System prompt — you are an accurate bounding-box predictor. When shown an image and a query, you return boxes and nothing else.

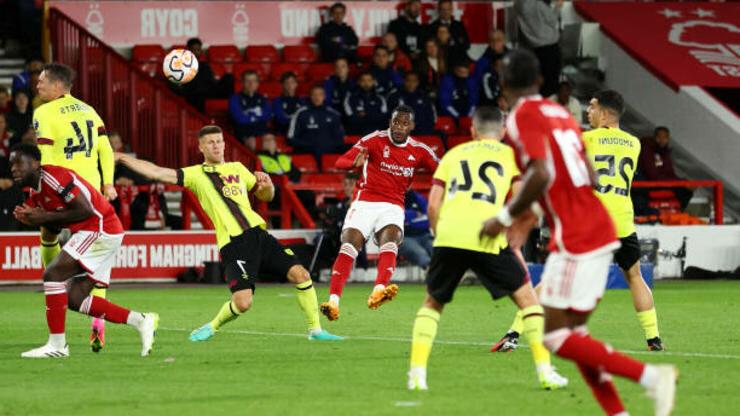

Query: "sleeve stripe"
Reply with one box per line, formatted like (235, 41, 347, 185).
(41, 171, 63, 190)
(97, 126, 108, 136)
(37, 138, 54, 145)
(176, 169, 184, 187)
(431, 178, 445, 187)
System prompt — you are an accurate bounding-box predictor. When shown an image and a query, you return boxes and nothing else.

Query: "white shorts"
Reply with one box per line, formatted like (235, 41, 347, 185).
(539, 251, 613, 313)
(63, 231, 124, 287)
(342, 200, 405, 242)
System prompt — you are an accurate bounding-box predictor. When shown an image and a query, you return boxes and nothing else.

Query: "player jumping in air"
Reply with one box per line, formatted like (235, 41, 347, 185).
(480, 49, 677, 416)
(492, 90, 664, 353)
(319, 105, 439, 321)
(406, 107, 568, 391)
(33, 63, 117, 352)
(10, 145, 158, 358)
(116, 125, 341, 342)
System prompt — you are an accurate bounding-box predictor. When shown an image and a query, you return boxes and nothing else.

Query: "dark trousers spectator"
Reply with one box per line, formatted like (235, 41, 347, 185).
(533, 43, 561, 97)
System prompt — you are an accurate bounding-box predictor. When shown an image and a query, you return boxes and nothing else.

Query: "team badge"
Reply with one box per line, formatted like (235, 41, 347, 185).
(383, 145, 390, 158)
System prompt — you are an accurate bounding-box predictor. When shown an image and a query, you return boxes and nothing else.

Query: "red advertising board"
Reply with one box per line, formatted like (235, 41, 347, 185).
(48, 1, 497, 47)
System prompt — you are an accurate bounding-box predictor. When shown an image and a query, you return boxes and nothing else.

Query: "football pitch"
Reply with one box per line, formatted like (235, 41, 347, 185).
(1, 280, 738, 415)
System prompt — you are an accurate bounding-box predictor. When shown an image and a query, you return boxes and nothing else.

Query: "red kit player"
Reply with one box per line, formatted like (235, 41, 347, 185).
(320, 105, 439, 321)
(480, 50, 677, 416)
(10, 144, 158, 358)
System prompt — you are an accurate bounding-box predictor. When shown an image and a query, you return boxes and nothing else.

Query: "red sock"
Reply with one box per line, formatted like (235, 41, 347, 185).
(329, 243, 357, 297)
(79, 295, 131, 324)
(577, 363, 626, 415)
(557, 332, 645, 382)
(44, 282, 68, 334)
(375, 242, 398, 286)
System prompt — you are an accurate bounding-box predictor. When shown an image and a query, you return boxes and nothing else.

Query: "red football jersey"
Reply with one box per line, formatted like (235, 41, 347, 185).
(26, 165, 123, 234)
(336, 130, 439, 206)
(504, 96, 618, 256)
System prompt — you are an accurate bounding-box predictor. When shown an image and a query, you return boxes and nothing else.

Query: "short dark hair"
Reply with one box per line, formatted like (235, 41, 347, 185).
(473, 106, 503, 126)
(502, 49, 541, 90)
(358, 71, 374, 80)
(10, 143, 41, 161)
(392, 104, 415, 121)
(309, 84, 325, 94)
(280, 71, 297, 83)
(198, 125, 223, 138)
(241, 69, 259, 81)
(43, 63, 75, 88)
(186, 38, 202, 49)
(438, 0, 453, 6)
(654, 126, 670, 136)
(374, 45, 390, 54)
(593, 90, 625, 117)
(404, 71, 420, 80)
(330, 2, 346, 12)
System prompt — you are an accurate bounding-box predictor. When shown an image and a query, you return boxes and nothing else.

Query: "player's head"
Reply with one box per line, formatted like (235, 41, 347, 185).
(587, 89, 625, 128)
(198, 125, 226, 164)
(38, 63, 75, 101)
(501, 49, 542, 104)
(389, 104, 415, 144)
(471, 106, 504, 141)
(9, 143, 41, 187)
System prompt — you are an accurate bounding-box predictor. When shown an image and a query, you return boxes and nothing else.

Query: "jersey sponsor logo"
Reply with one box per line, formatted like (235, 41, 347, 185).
(221, 174, 240, 184)
(379, 161, 414, 177)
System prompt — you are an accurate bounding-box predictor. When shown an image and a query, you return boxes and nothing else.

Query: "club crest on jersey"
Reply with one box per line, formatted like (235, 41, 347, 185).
(383, 145, 390, 158)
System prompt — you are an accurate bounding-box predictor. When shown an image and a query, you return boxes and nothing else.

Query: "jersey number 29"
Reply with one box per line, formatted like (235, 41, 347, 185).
(64, 120, 95, 159)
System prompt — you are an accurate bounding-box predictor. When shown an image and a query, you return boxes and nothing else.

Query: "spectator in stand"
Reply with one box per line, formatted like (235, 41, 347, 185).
(29, 70, 43, 109)
(435, 24, 469, 73)
(638, 126, 694, 211)
(474, 29, 508, 91)
(11, 57, 44, 94)
(427, 0, 470, 58)
(258, 133, 300, 183)
(243, 136, 258, 153)
(388, 71, 436, 135)
(369, 45, 403, 98)
(0, 157, 26, 231)
(388, 0, 425, 60)
(476, 56, 502, 107)
(0, 113, 10, 158)
(272, 71, 307, 134)
(6, 89, 33, 146)
(343, 72, 389, 136)
(289, 85, 346, 162)
(177, 37, 234, 112)
(413, 38, 446, 97)
(0, 87, 10, 113)
(439, 61, 477, 118)
(382, 32, 413, 73)
(317, 2, 359, 63)
(513, 0, 562, 97)
(549, 81, 582, 123)
(398, 190, 434, 269)
(229, 70, 271, 142)
(324, 58, 355, 117)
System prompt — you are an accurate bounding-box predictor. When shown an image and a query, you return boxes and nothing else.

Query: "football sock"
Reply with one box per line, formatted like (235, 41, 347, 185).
(209, 300, 242, 330)
(410, 306, 440, 369)
(44, 282, 68, 348)
(521, 305, 550, 369)
(295, 279, 321, 332)
(577, 363, 626, 416)
(40, 238, 61, 268)
(544, 328, 645, 383)
(375, 242, 398, 287)
(636, 308, 660, 340)
(329, 243, 357, 298)
(90, 287, 107, 330)
(510, 309, 524, 334)
(78, 295, 131, 324)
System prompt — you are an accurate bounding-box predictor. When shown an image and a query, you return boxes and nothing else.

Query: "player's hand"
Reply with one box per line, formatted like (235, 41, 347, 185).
(254, 171, 273, 188)
(353, 148, 368, 168)
(506, 208, 539, 250)
(114, 152, 125, 163)
(103, 184, 118, 201)
(14, 204, 46, 226)
(479, 217, 506, 243)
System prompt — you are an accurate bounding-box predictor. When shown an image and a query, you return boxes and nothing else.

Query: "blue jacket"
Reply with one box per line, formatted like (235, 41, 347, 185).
(387, 89, 437, 135)
(370, 65, 403, 98)
(323, 76, 355, 116)
(12, 72, 31, 94)
(272, 95, 306, 134)
(439, 74, 478, 118)
(229, 91, 271, 139)
(287, 104, 346, 158)
(343, 89, 389, 136)
(404, 191, 430, 236)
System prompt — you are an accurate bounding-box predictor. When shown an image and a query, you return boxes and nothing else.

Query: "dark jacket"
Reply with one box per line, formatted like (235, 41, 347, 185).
(228, 91, 272, 140)
(476, 63, 501, 106)
(413, 57, 444, 95)
(387, 89, 437, 135)
(343, 89, 389, 136)
(639, 139, 680, 181)
(404, 191, 430, 236)
(323, 76, 356, 115)
(388, 16, 425, 57)
(272, 95, 307, 134)
(369, 65, 403, 98)
(316, 21, 359, 62)
(287, 104, 346, 158)
(5, 108, 33, 144)
(427, 19, 470, 54)
(439, 74, 478, 118)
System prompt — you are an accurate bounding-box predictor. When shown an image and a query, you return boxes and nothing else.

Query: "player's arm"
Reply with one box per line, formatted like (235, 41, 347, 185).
(335, 145, 368, 170)
(14, 195, 94, 228)
(97, 132, 117, 200)
(115, 152, 178, 184)
(252, 171, 275, 202)
(427, 182, 444, 235)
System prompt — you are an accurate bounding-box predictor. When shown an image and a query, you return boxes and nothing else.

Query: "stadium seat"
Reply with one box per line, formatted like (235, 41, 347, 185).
(321, 154, 343, 172)
(414, 135, 446, 158)
(306, 63, 334, 82)
(274, 135, 293, 153)
(270, 63, 306, 82)
(435, 116, 457, 135)
(137, 62, 159, 78)
(357, 45, 375, 63)
(344, 135, 362, 144)
(132, 44, 166, 63)
(246, 45, 280, 63)
(459, 116, 472, 133)
(292, 155, 319, 173)
(648, 190, 681, 212)
(282, 45, 317, 63)
(447, 135, 471, 149)
(210, 62, 227, 79)
(208, 45, 242, 63)
(296, 83, 312, 98)
(260, 81, 283, 99)
(205, 99, 230, 126)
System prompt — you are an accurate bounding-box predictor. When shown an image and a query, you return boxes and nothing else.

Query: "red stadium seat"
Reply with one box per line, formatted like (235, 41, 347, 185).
(246, 45, 280, 63)
(414, 135, 446, 158)
(282, 45, 317, 63)
(306, 63, 334, 82)
(296, 83, 312, 98)
(205, 99, 230, 126)
(292, 154, 319, 173)
(459, 116, 472, 133)
(274, 135, 293, 153)
(321, 154, 343, 172)
(207, 45, 242, 63)
(260, 81, 283, 99)
(270, 63, 306, 82)
(344, 135, 362, 144)
(447, 135, 471, 149)
(648, 190, 681, 212)
(132, 44, 165, 63)
(357, 45, 375, 64)
(435, 116, 457, 135)
(210, 62, 227, 79)
(137, 62, 159, 78)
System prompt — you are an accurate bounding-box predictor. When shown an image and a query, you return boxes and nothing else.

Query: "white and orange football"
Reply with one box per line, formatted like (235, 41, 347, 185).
(162, 49, 199, 84)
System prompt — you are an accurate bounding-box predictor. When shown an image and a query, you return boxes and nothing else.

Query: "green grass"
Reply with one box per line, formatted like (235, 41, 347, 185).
(0, 280, 738, 416)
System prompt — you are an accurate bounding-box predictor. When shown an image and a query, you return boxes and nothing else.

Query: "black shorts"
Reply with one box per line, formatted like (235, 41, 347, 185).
(614, 233, 641, 271)
(220, 228, 301, 293)
(426, 246, 529, 304)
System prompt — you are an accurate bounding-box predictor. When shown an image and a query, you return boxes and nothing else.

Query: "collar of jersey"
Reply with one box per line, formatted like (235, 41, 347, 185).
(201, 163, 225, 172)
(513, 94, 543, 111)
(386, 129, 408, 147)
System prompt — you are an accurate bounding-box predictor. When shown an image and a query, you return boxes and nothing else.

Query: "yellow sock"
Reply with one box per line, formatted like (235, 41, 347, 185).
(637, 308, 660, 340)
(521, 305, 550, 369)
(210, 300, 242, 330)
(91, 287, 107, 299)
(510, 309, 524, 334)
(40, 238, 61, 268)
(410, 306, 440, 369)
(295, 280, 321, 332)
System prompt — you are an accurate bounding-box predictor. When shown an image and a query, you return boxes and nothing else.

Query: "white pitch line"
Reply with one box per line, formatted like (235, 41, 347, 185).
(159, 327, 740, 360)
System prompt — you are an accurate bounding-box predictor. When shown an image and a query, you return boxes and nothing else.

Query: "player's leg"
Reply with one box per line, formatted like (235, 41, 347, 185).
(368, 223, 403, 309)
(89, 285, 107, 353)
(321, 227, 365, 320)
(39, 226, 61, 267)
(491, 249, 537, 352)
(286, 264, 342, 341)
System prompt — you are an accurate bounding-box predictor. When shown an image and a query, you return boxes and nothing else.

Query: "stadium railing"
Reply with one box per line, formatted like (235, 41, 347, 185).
(633, 180, 724, 224)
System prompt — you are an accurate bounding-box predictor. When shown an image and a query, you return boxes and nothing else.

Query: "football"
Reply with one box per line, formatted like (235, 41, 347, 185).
(162, 48, 199, 84)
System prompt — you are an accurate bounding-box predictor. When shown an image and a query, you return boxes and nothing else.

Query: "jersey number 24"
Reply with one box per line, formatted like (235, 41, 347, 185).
(64, 120, 95, 159)
(449, 160, 504, 203)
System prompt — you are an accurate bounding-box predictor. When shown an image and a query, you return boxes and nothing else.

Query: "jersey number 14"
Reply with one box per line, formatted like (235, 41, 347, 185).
(64, 120, 95, 159)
